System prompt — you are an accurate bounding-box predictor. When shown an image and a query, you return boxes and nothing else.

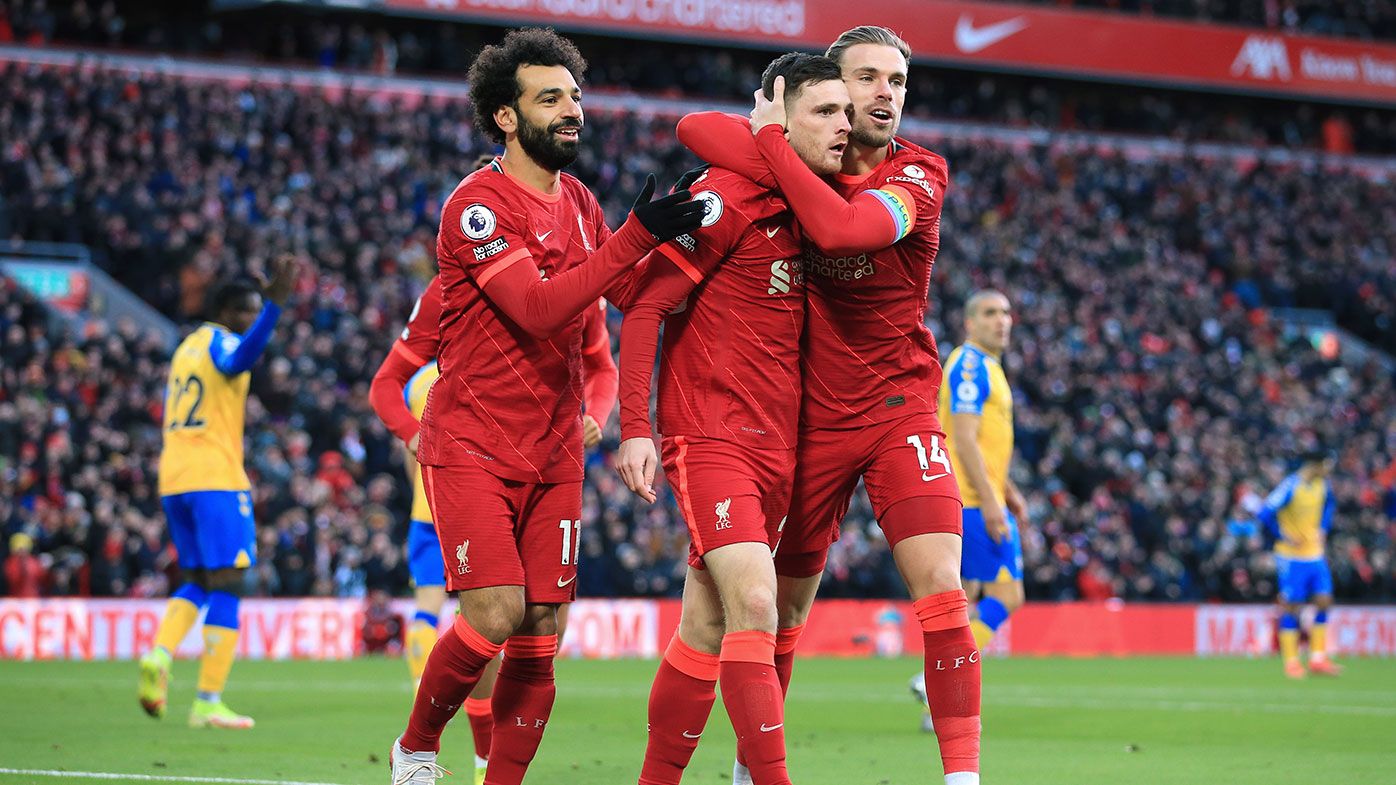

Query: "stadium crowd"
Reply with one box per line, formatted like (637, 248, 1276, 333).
(1, 64, 1394, 604)
(4, 0, 1396, 156)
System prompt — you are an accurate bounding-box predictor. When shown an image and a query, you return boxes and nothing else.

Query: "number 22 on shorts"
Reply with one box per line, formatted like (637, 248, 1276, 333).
(907, 434, 952, 482)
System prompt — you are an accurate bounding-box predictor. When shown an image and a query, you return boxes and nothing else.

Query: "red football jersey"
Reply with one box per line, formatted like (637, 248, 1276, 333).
(619, 167, 804, 449)
(397, 274, 444, 365)
(419, 160, 615, 484)
(801, 139, 949, 429)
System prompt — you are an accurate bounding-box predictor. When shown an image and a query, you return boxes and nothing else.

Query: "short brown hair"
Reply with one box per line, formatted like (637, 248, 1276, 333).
(825, 25, 911, 66)
(467, 28, 588, 145)
(760, 52, 844, 102)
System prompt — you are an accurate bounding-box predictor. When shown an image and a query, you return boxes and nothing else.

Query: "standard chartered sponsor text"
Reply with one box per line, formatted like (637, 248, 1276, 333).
(430, 0, 805, 36)
(804, 250, 875, 282)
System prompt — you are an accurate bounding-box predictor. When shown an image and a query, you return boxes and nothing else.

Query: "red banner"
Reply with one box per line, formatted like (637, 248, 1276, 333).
(5, 598, 1396, 660)
(381, 0, 1396, 105)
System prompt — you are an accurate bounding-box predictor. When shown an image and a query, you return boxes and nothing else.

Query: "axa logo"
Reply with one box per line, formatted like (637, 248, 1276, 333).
(715, 498, 733, 530)
(456, 540, 472, 575)
(1231, 35, 1292, 81)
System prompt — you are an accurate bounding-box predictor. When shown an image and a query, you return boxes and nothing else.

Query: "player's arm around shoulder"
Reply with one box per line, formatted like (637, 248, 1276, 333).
(875, 150, 947, 236)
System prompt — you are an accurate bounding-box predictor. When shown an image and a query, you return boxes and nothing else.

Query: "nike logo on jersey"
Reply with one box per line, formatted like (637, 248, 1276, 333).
(557, 574, 576, 588)
(953, 15, 1028, 53)
(765, 226, 780, 238)
(759, 723, 783, 733)
(682, 730, 702, 739)
(922, 472, 950, 483)
(535, 230, 553, 242)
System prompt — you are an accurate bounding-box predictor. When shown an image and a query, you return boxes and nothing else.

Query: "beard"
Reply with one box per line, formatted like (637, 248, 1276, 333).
(516, 110, 581, 171)
(850, 114, 897, 149)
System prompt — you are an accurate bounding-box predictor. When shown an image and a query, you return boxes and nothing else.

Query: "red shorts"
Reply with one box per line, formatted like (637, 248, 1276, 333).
(660, 435, 795, 570)
(774, 413, 962, 577)
(420, 463, 582, 603)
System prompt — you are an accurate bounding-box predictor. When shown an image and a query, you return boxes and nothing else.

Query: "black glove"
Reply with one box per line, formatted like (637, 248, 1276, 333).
(630, 173, 707, 243)
(673, 163, 711, 192)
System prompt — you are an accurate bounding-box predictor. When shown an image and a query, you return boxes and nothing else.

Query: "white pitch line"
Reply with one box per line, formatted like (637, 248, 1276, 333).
(0, 769, 352, 785)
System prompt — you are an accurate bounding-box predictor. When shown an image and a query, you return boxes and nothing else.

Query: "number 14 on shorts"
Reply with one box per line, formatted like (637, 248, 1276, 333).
(907, 434, 953, 483)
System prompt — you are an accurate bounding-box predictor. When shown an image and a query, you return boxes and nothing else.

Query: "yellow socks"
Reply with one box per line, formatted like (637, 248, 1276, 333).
(406, 619, 440, 682)
(153, 584, 207, 655)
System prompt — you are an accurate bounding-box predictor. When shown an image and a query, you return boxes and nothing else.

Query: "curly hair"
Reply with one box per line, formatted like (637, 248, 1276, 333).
(467, 28, 588, 145)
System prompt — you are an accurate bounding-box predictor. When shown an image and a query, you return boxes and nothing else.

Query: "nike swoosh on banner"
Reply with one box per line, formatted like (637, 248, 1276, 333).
(557, 574, 576, 588)
(953, 15, 1028, 54)
(759, 723, 783, 733)
(922, 472, 950, 483)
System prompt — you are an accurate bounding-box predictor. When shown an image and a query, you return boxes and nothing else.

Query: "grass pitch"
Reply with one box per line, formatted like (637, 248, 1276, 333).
(1, 656, 1392, 784)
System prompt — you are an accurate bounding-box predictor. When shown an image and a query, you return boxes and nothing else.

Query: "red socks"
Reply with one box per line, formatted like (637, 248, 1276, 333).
(737, 624, 804, 770)
(773, 624, 803, 694)
(914, 590, 982, 777)
(464, 696, 494, 761)
(638, 635, 721, 785)
(484, 635, 558, 785)
(402, 616, 503, 753)
(719, 631, 791, 785)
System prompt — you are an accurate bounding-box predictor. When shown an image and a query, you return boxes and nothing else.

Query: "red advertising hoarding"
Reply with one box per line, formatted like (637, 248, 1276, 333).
(382, 0, 1396, 105)
(5, 599, 1396, 660)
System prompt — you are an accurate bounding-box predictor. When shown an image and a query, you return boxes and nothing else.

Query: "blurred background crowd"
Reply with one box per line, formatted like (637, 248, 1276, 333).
(2, 1, 1394, 604)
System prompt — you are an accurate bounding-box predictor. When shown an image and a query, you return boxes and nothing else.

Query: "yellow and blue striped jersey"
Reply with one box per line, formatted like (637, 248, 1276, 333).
(938, 342, 1014, 508)
(406, 361, 440, 523)
(1260, 472, 1333, 560)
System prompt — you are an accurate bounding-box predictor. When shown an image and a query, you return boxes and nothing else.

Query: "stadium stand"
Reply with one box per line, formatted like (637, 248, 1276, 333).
(0, 48, 1393, 604)
(5, 0, 1396, 155)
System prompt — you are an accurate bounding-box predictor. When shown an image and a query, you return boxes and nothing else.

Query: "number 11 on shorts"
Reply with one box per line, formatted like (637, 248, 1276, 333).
(559, 519, 582, 565)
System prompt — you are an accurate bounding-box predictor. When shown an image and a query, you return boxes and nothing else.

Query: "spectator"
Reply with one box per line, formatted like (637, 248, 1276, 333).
(3, 532, 45, 597)
(1, 62, 1392, 606)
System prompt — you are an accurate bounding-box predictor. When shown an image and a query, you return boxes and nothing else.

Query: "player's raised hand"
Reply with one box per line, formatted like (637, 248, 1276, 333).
(582, 414, 603, 449)
(264, 253, 299, 306)
(630, 173, 707, 243)
(617, 436, 659, 503)
(751, 75, 788, 134)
